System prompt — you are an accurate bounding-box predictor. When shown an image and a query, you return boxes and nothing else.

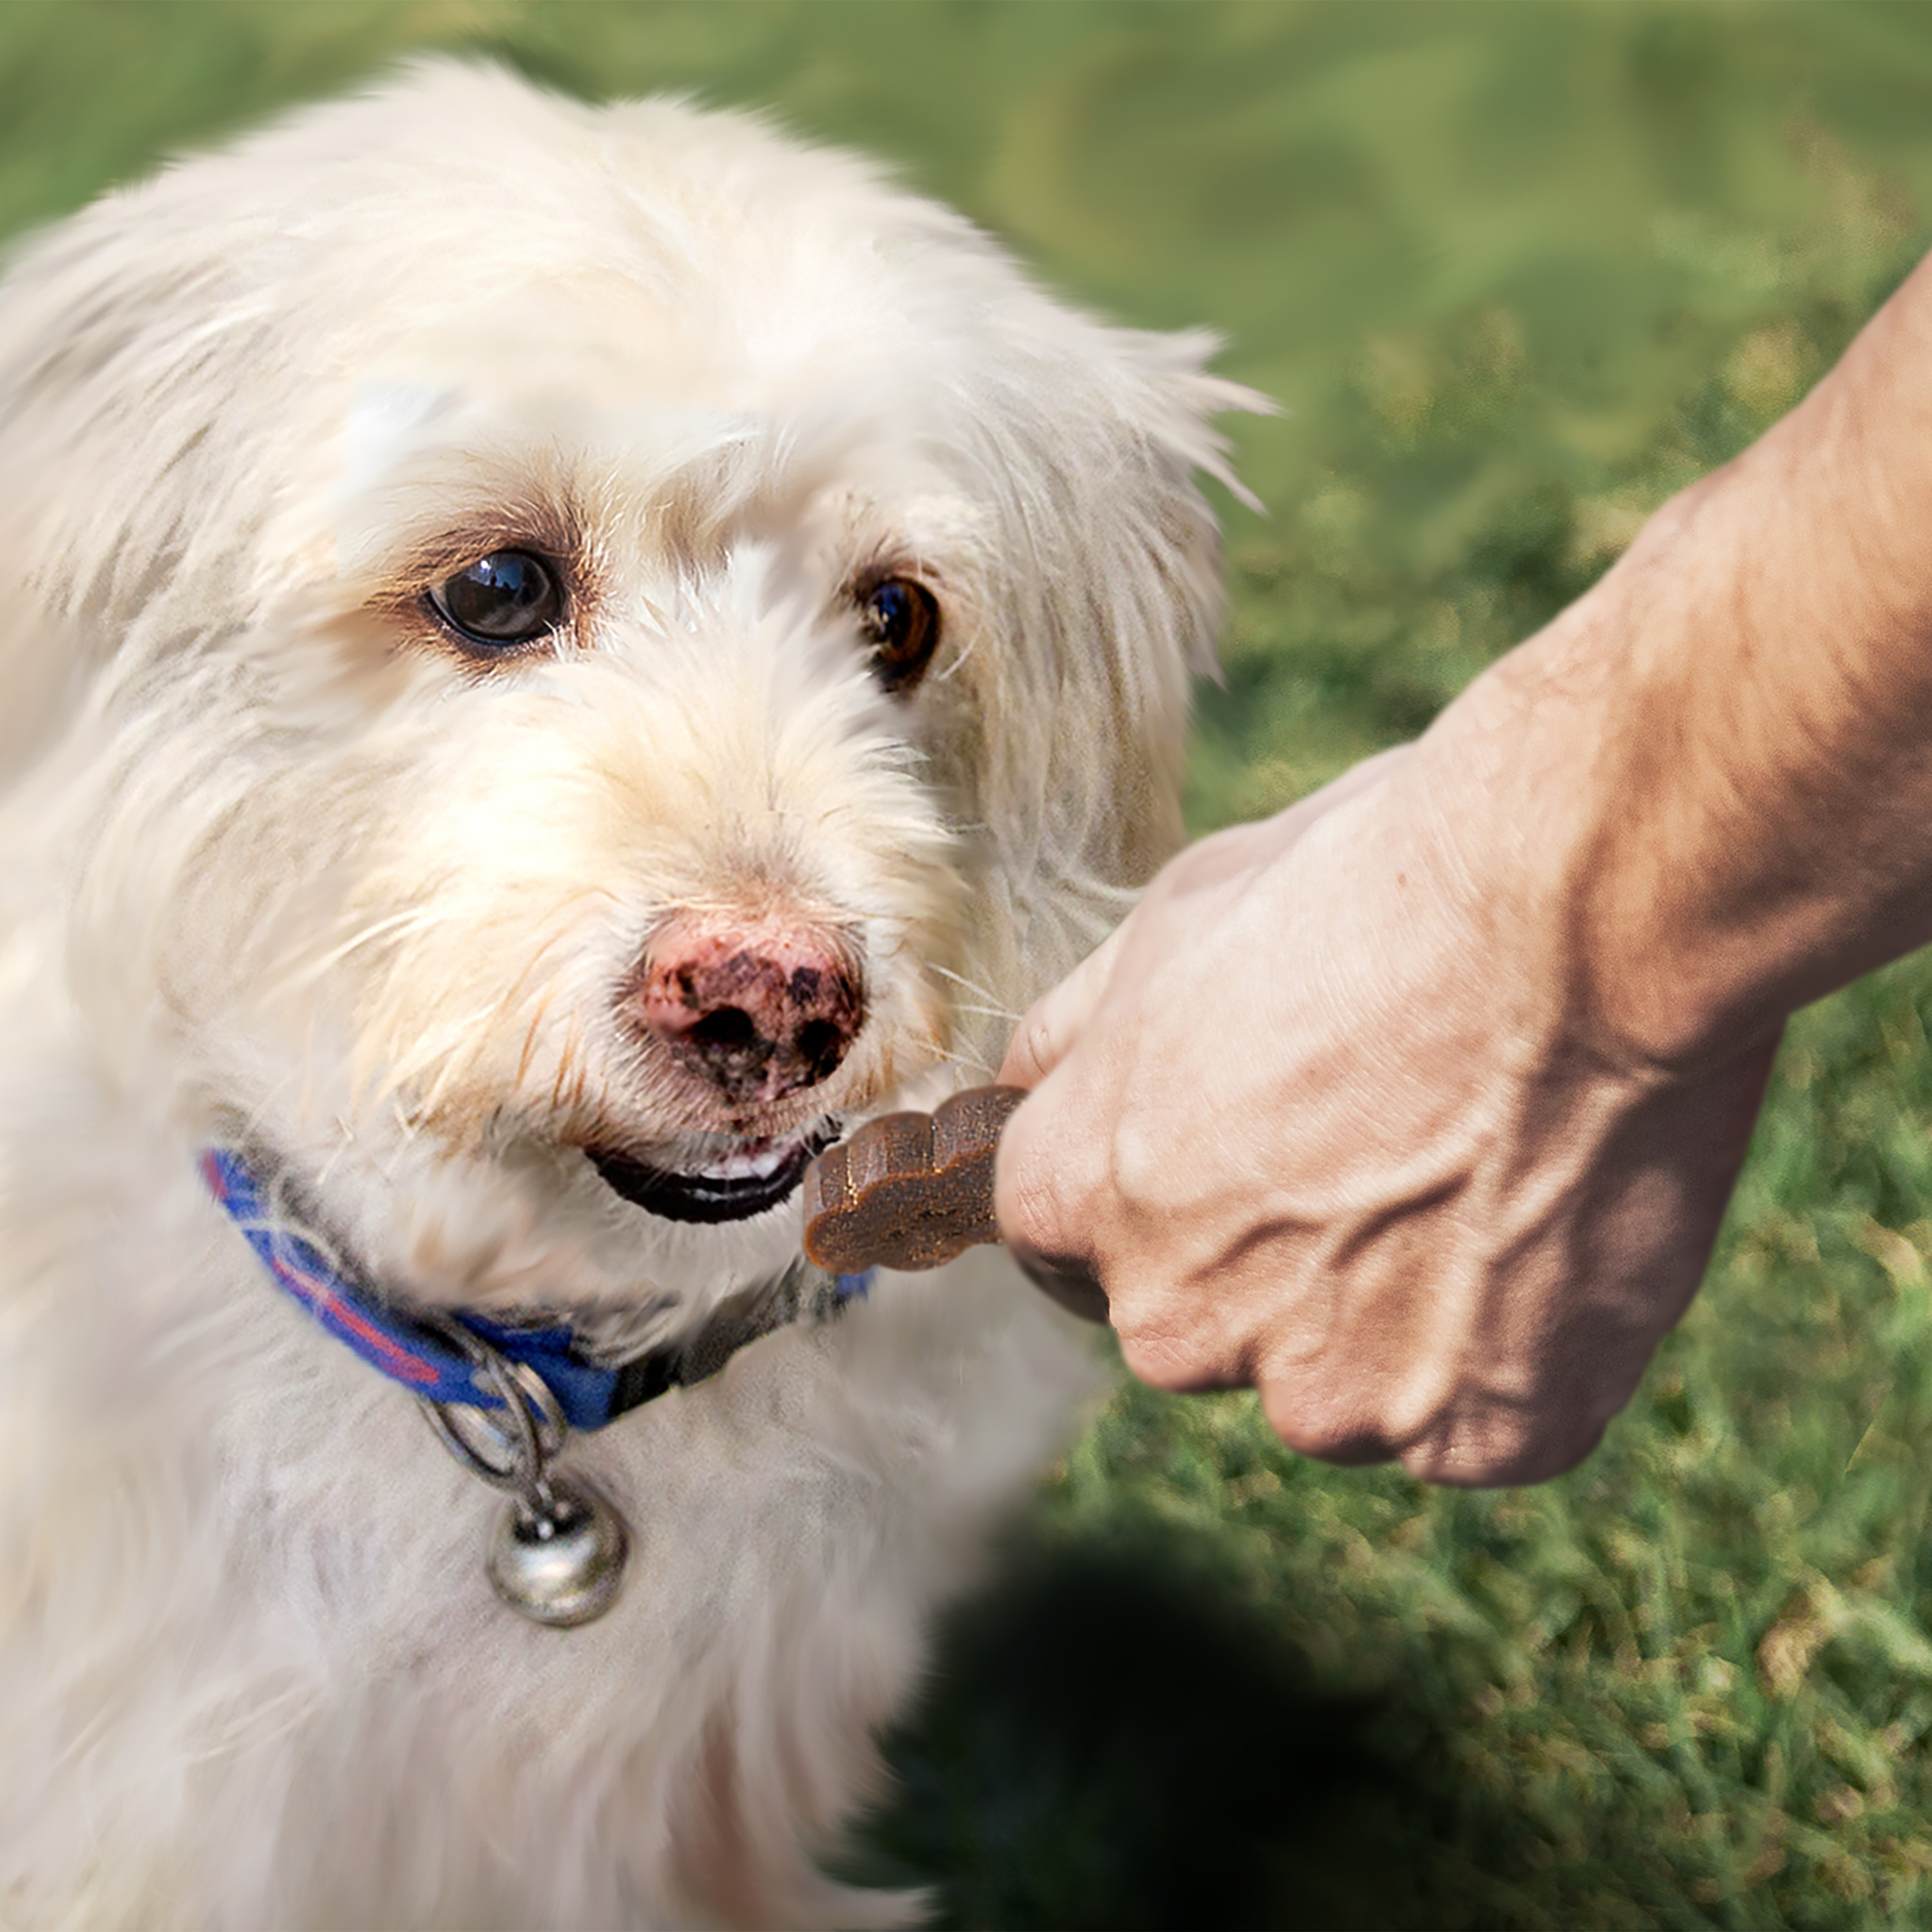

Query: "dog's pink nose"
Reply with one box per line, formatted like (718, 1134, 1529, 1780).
(636, 916, 864, 1106)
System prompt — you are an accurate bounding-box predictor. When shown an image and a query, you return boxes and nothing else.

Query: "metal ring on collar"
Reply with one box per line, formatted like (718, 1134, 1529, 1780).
(415, 1317, 568, 1493)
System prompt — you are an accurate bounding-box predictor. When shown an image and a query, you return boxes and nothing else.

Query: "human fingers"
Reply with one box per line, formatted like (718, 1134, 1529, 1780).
(1254, 1359, 1613, 1484)
(1115, 1318, 1269, 1395)
(1274, 743, 1413, 835)
(998, 742, 1414, 1095)
(992, 1063, 1106, 1306)
(1013, 1250, 1111, 1323)
(996, 923, 1126, 1089)
(1397, 1413, 1611, 1488)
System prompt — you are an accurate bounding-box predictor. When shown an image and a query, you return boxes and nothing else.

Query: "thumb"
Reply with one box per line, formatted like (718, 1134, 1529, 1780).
(996, 923, 1126, 1089)
(992, 927, 1126, 1315)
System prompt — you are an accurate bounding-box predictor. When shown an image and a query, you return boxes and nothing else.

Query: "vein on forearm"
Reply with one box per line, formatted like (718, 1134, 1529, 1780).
(1579, 299, 1932, 1062)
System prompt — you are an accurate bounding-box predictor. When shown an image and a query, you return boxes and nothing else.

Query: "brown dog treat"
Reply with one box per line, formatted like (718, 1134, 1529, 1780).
(803, 1085, 1027, 1273)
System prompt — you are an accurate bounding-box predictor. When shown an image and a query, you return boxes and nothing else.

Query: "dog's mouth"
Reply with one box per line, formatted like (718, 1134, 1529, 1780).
(585, 1120, 840, 1224)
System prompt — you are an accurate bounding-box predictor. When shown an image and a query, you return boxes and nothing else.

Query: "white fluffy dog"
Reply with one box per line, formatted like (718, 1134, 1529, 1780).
(0, 62, 1249, 1929)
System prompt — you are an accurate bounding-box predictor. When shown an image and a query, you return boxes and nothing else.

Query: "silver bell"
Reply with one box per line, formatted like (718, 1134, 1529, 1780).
(488, 1475, 629, 1629)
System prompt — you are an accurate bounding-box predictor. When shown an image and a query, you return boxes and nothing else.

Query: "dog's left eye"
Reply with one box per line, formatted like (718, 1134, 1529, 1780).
(427, 551, 565, 654)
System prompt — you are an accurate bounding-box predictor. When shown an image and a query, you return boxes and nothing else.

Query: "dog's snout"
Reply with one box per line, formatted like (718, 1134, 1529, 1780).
(634, 915, 864, 1106)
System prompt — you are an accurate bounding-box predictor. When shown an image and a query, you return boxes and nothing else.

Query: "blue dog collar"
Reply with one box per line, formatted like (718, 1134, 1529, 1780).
(200, 1146, 872, 1432)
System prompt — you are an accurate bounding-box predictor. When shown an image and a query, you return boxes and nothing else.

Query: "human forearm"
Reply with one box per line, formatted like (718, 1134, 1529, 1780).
(1416, 250, 1932, 1072)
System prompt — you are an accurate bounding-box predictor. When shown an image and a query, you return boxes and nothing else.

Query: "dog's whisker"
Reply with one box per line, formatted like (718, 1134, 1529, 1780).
(931, 1044, 998, 1077)
(927, 963, 1016, 1014)
(272, 904, 443, 995)
(927, 962, 993, 996)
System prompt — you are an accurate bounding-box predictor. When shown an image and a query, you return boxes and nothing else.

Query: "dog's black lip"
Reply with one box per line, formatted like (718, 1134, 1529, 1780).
(585, 1124, 840, 1225)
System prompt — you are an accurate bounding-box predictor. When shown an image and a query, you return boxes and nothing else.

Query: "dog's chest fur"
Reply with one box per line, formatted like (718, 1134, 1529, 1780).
(0, 60, 1245, 1929)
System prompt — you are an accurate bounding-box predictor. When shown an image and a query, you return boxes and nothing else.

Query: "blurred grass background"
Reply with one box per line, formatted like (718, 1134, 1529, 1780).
(12, 1, 1932, 1923)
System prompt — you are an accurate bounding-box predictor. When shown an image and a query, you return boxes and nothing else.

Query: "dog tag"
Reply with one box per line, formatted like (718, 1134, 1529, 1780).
(488, 1475, 629, 1629)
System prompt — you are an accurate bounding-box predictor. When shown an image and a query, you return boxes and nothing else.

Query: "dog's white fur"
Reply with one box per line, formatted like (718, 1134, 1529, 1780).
(0, 62, 1249, 1929)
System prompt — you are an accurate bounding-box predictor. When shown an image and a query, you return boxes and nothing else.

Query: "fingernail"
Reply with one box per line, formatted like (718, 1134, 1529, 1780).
(1014, 1251, 1110, 1324)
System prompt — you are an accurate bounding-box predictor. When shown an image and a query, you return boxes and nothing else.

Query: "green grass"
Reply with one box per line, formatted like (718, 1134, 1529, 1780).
(14, 3, 1932, 1922)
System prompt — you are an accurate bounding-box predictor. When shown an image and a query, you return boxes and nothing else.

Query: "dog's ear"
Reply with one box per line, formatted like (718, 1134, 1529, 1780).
(954, 317, 1270, 971)
(0, 167, 296, 782)
(1103, 325, 1272, 684)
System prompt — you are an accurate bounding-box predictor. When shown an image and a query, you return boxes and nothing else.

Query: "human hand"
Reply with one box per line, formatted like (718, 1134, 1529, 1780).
(995, 248, 1932, 1484)
(994, 735, 1779, 1486)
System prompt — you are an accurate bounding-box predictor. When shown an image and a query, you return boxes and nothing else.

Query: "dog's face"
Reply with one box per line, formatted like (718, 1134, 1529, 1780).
(0, 63, 1248, 1318)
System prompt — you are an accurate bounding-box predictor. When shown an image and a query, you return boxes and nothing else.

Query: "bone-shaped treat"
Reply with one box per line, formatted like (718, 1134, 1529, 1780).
(802, 1086, 1027, 1274)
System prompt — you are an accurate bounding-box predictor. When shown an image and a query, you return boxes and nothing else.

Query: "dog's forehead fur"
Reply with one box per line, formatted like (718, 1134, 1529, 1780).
(8, 59, 1218, 601)
(0, 59, 1247, 858)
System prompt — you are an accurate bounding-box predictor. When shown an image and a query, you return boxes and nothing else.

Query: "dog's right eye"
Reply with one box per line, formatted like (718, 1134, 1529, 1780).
(426, 551, 565, 654)
(858, 576, 940, 692)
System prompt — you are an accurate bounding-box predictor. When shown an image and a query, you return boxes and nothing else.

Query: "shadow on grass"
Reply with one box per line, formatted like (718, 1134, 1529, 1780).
(846, 1533, 1529, 1931)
